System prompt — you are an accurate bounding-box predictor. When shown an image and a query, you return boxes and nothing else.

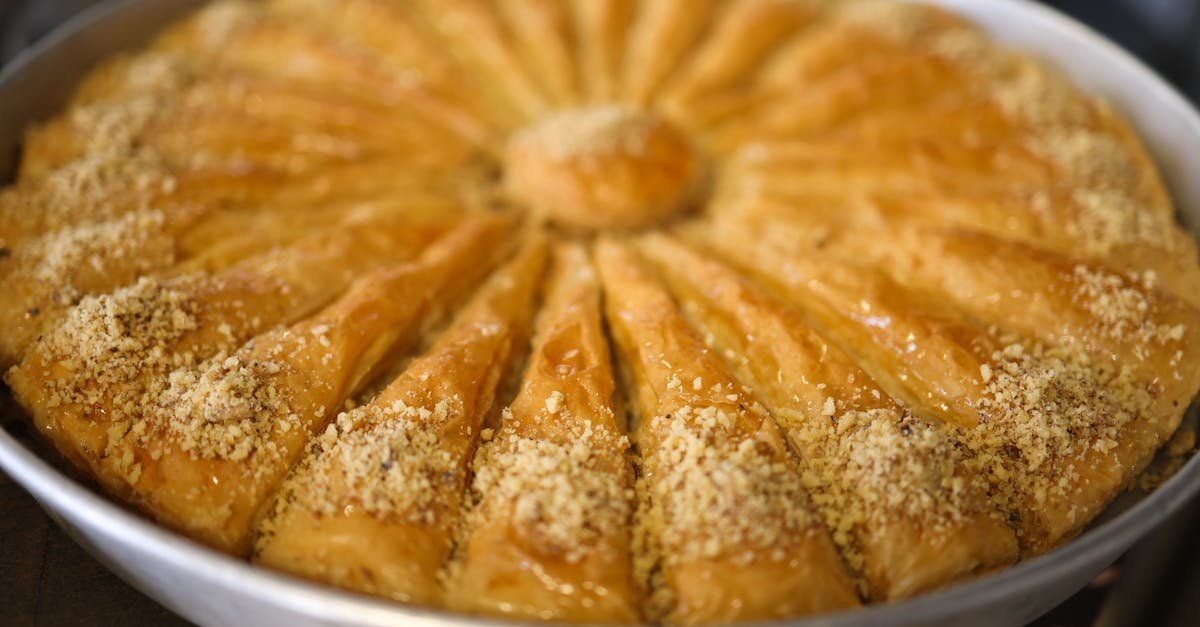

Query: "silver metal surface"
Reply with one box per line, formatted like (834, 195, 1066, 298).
(2, 0, 1200, 625)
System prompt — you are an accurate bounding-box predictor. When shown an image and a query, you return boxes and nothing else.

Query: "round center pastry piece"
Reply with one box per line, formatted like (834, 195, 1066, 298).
(503, 105, 705, 231)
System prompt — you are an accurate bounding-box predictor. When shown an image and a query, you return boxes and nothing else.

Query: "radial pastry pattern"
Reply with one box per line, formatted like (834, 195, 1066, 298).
(3, 0, 1200, 623)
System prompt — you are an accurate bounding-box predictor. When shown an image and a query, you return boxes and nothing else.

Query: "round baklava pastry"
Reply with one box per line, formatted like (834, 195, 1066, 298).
(3, 0, 1200, 624)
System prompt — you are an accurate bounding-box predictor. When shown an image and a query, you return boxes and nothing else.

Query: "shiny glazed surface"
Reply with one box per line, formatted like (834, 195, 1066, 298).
(2, 1, 1200, 624)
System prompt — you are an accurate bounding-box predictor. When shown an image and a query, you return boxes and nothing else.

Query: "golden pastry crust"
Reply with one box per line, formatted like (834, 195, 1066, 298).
(408, 0, 550, 127)
(254, 237, 544, 601)
(0, 202, 460, 369)
(596, 239, 860, 623)
(497, 0, 581, 107)
(9, 218, 511, 552)
(448, 242, 639, 622)
(658, 0, 825, 118)
(620, 0, 728, 107)
(504, 105, 705, 231)
(642, 233, 1018, 600)
(712, 231, 1195, 555)
(4, 0, 1200, 624)
(570, 0, 635, 103)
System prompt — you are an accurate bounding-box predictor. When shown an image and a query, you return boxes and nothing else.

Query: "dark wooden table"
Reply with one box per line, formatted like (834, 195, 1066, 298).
(0, 468, 191, 627)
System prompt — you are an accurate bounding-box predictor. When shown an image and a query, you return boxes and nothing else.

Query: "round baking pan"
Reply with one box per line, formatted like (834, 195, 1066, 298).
(2, 1, 1200, 625)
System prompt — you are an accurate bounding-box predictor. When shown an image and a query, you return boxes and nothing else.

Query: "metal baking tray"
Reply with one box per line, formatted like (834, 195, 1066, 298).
(2, 0, 1200, 624)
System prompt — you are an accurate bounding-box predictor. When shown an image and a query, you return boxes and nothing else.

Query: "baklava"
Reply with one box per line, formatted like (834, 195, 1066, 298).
(4, 0, 1199, 623)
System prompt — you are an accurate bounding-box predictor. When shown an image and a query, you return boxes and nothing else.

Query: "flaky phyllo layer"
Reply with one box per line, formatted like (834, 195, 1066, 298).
(5, 0, 1200, 624)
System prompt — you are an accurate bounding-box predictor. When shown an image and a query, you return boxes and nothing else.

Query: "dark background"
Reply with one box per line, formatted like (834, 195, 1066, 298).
(1, 1, 1199, 626)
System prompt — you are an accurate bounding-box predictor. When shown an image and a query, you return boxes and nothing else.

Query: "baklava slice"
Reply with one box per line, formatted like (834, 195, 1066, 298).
(643, 233, 1018, 600)
(449, 242, 639, 622)
(8, 218, 508, 553)
(596, 239, 860, 624)
(255, 237, 545, 603)
(718, 237, 1190, 554)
